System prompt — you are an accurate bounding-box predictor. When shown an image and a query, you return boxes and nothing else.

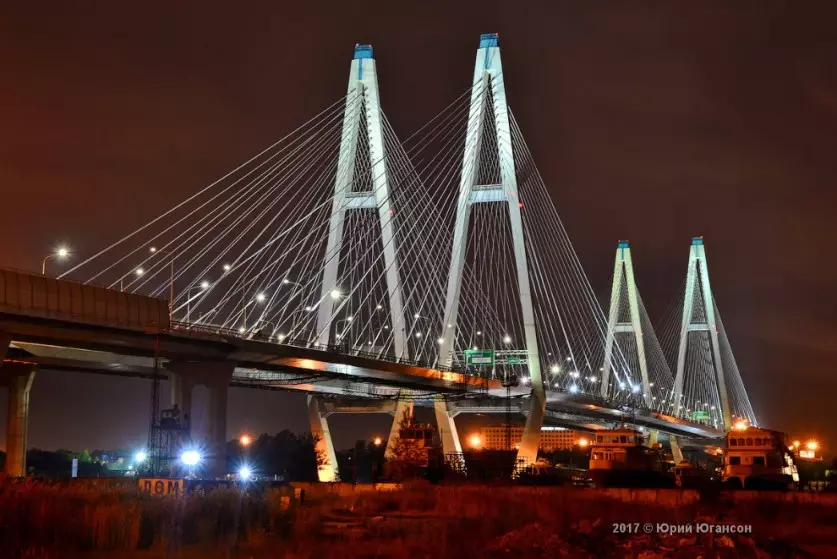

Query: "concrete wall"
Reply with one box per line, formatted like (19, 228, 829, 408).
(0, 268, 169, 331)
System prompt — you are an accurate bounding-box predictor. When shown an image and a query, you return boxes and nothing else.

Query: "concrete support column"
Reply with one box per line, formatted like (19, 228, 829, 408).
(1, 360, 36, 477)
(670, 435, 684, 465)
(433, 397, 462, 457)
(307, 395, 338, 482)
(384, 398, 413, 461)
(166, 360, 235, 478)
(169, 372, 194, 432)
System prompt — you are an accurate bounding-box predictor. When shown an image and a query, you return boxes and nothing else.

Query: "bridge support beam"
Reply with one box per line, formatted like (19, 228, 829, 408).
(1, 359, 36, 477)
(439, 34, 545, 467)
(315, 44, 407, 359)
(166, 361, 235, 478)
(673, 238, 733, 430)
(433, 397, 462, 457)
(384, 398, 413, 461)
(601, 241, 653, 407)
(307, 396, 338, 482)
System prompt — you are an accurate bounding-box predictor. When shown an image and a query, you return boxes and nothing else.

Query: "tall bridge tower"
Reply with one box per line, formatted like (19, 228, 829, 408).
(601, 241, 653, 407)
(439, 33, 546, 465)
(672, 237, 732, 430)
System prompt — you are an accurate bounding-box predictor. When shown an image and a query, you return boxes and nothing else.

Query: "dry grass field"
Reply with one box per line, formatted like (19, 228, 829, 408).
(2, 477, 835, 558)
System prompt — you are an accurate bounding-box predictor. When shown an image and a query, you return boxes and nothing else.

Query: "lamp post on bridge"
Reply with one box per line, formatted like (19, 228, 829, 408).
(186, 280, 211, 323)
(148, 246, 175, 322)
(42, 247, 70, 275)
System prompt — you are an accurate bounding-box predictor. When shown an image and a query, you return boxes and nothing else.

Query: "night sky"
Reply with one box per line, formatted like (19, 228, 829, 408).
(1, 2, 836, 456)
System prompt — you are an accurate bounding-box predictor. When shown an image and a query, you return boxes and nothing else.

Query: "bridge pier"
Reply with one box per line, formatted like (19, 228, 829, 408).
(1, 360, 36, 477)
(166, 361, 235, 478)
(384, 398, 413, 460)
(307, 396, 338, 482)
(433, 397, 462, 457)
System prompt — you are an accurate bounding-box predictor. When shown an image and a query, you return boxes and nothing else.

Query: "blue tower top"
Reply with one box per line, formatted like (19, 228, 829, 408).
(617, 240, 630, 248)
(354, 44, 373, 59)
(479, 33, 499, 48)
(691, 236, 704, 246)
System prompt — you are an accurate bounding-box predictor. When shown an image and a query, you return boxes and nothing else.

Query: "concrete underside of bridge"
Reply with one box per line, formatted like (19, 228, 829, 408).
(0, 312, 722, 477)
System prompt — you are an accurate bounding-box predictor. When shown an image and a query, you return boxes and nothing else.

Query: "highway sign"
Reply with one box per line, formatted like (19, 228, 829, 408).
(692, 411, 710, 420)
(464, 349, 495, 366)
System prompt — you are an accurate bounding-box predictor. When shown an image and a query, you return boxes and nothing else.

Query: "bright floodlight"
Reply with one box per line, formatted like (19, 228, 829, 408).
(239, 466, 252, 481)
(255, 293, 266, 302)
(373, 436, 383, 446)
(135, 268, 144, 276)
(305, 306, 313, 311)
(569, 385, 579, 393)
(415, 332, 422, 338)
(437, 337, 445, 344)
(413, 313, 420, 318)
(550, 365, 559, 373)
(631, 385, 640, 394)
(469, 435, 482, 449)
(149, 246, 157, 253)
(330, 289, 341, 300)
(135, 451, 147, 462)
(57, 247, 70, 258)
(734, 421, 748, 431)
(807, 440, 819, 451)
(200, 280, 210, 289)
(181, 450, 201, 466)
(240, 434, 252, 447)
(376, 304, 382, 310)
(223, 263, 231, 271)
(503, 335, 511, 343)
(578, 438, 589, 448)
(282, 278, 290, 284)
(238, 327, 246, 334)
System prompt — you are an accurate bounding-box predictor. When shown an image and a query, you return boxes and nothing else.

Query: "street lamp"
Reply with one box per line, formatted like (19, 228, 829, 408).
(503, 335, 512, 344)
(807, 440, 819, 451)
(186, 281, 211, 322)
(330, 289, 341, 300)
(149, 247, 175, 322)
(469, 434, 482, 449)
(373, 436, 382, 446)
(42, 247, 70, 275)
(240, 434, 252, 447)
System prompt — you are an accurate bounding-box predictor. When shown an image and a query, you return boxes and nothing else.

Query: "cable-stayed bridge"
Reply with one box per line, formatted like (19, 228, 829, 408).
(0, 34, 755, 481)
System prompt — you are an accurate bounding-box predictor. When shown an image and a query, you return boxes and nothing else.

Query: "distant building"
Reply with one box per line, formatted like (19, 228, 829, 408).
(479, 426, 583, 451)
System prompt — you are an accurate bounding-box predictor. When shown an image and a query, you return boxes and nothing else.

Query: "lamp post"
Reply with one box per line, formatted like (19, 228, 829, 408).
(186, 281, 210, 323)
(42, 247, 70, 275)
(149, 247, 175, 322)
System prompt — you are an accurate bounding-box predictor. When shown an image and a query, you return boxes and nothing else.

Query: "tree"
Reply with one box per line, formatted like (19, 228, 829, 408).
(383, 414, 429, 481)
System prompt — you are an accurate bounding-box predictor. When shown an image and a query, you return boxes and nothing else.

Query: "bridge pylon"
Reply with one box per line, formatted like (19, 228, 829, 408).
(672, 237, 733, 430)
(312, 44, 414, 479)
(315, 44, 407, 357)
(601, 241, 653, 407)
(439, 33, 545, 466)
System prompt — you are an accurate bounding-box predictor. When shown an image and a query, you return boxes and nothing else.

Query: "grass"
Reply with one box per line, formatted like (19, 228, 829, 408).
(2, 477, 836, 558)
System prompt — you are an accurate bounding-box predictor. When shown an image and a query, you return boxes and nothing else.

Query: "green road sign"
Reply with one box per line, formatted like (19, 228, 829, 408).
(464, 349, 495, 366)
(506, 356, 522, 365)
(692, 411, 710, 420)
